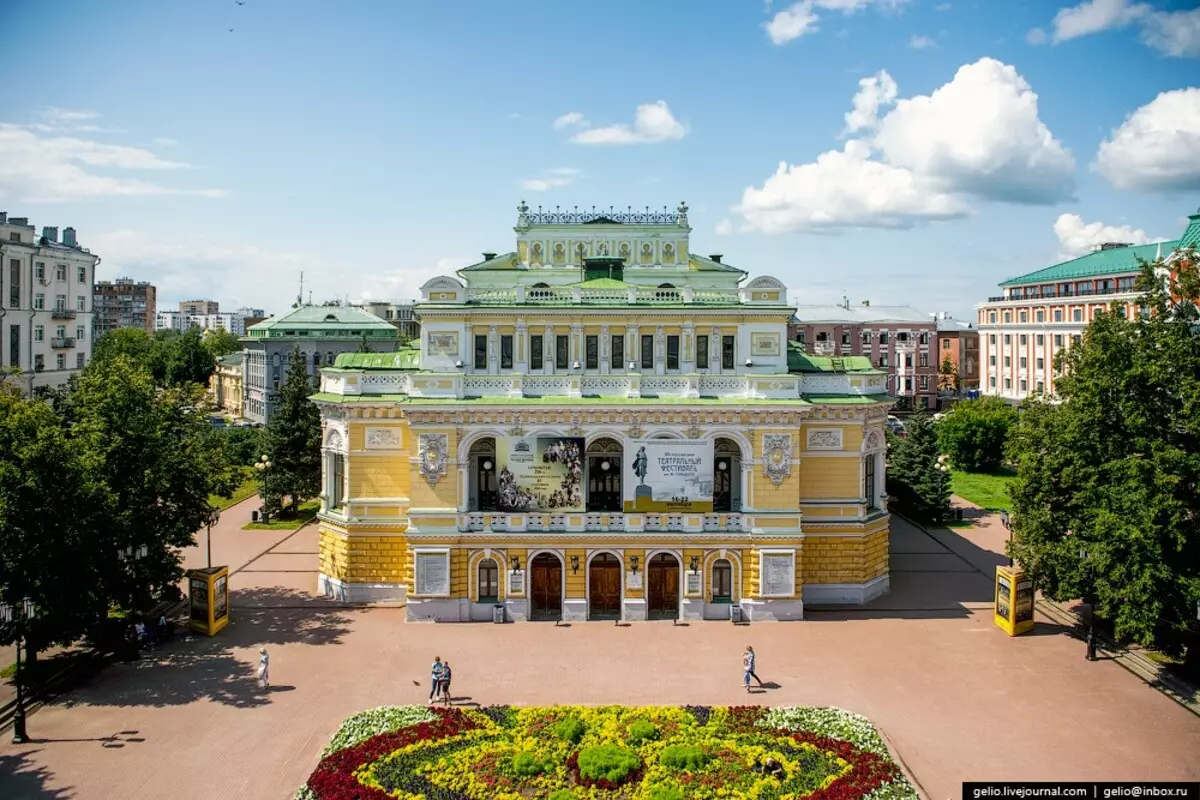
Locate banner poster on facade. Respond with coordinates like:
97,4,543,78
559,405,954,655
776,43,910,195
496,437,585,512
624,439,714,513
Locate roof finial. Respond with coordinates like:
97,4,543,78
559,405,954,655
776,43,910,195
676,200,689,227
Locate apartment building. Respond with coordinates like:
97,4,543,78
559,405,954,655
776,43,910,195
789,303,938,411
179,299,219,315
935,314,979,396
157,310,250,335
354,299,420,342
0,213,99,394
977,209,1199,402
94,277,157,337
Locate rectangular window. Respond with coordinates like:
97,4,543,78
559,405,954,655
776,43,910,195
34,293,44,310
1019,311,1027,323
556,335,569,369
1093,305,1104,317
989,355,996,366
721,335,735,369
8,260,19,308
1020,379,1027,392
56,353,65,370
879,353,889,367
478,560,498,602
696,335,708,366
879,331,888,345
796,331,806,344
1004,356,1011,368
34,325,44,342
77,266,86,283
1036,357,1044,370
990,376,997,388
1053,309,1063,322
919,331,929,345
55,265,66,281
1036,334,1044,346
76,325,85,340
918,353,928,367
1019,334,1027,346
76,352,84,369
1036,381,1044,392
500,335,513,369
55,294,66,310
640,335,654,370
1004,311,1012,323
989,334,996,345
666,335,680,370
862,330,872,344
988,312,996,324
942,339,951,350
1036,310,1045,322
530,334,543,370
473,335,487,369
712,562,732,600
1054,334,1063,347
34,354,44,371
1072,308,1083,322
864,455,877,509
1004,334,1011,345
1072,334,1082,345
611,334,624,368
919,375,929,390
585,335,598,369
918,395,929,410
8,325,18,367
1004,378,1011,390
1019,357,1027,369
1117,277,1136,292
55,325,65,338
841,330,850,345
76,295,85,311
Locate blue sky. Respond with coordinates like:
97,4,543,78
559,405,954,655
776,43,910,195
1,0,1197,320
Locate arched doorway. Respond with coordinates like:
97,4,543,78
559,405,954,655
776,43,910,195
588,553,621,620
713,437,743,513
469,437,497,511
586,437,622,512
530,553,563,621
647,553,680,620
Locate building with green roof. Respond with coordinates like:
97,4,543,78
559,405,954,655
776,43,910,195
977,209,1198,403
241,304,398,424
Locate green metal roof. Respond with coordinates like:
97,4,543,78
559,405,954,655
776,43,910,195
1180,213,1200,249
216,353,244,367
333,346,421,370
999,240,1178,287
786,342,878,373
245,305,399,338
575,278,629,289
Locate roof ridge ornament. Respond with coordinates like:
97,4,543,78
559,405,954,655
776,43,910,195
522,204,680,225
677,201,689,228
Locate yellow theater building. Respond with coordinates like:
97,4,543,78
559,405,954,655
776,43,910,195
311,202,894,622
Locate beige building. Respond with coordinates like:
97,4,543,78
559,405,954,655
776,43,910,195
210,352,245,418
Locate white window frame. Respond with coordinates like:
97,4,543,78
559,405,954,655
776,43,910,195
413,548,451,597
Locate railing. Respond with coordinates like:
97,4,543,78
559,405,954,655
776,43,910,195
987,286,1131,303
464,286,746,306
50,337,75,348
50,309,76,319
457,512,745,533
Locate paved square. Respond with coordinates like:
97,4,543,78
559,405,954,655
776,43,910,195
2,500,1198,800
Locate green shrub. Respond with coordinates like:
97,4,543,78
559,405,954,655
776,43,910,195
577,744,640,783
547,791,579,800
510,750,547,777
936,396,1017,473
659,744,711,771
627,720,659,745
648,788,686,800
552,716,587,744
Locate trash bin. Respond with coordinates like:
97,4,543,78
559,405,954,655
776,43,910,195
251,510,259,522
730,604,743,623
955,508,964,521
492,604,505,624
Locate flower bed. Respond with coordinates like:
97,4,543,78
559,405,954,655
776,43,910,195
299,705,918,800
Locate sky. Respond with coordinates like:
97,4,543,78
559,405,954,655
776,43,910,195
1,0,1197,321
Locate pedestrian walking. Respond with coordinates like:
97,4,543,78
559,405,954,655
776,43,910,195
428,656,445,703
743,645,764,692
439,661,453,706
257,647,270,689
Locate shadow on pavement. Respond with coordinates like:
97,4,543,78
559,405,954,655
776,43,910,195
0,751,73,799
54,587,351,711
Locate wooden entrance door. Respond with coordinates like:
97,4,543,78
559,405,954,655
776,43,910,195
530,554,562,621
588,553,621,619
647,554,679,620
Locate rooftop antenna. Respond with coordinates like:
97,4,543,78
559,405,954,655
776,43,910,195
298,271,305,307
842,293,850,310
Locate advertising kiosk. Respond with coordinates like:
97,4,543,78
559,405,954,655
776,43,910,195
186,566,230,636
994,565,1035,636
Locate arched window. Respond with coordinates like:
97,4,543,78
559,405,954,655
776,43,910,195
478,558,499,602
712,559,733,601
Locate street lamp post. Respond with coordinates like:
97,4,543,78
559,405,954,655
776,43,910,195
206,508,221,568
254,454,273,523
1,598,38,744
1081,547,1097,661
1000,511,1013,568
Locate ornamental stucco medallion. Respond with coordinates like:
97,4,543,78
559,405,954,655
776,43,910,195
418,434,449,486
364,427,402,449
762,433,792,487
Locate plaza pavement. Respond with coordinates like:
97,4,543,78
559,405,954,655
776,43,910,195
1,496,1198,800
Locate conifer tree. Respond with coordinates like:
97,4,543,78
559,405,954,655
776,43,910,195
885,413,951,523
261,346,322,513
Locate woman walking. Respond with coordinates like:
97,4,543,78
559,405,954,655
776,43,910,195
257,647,270,689
743,645,763,692
428,656,445,704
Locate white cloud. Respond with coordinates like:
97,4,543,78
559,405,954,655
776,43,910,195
908,34,936,49
936,2,951,10
0,124,225,203
735,141,970,233
518,167,582,192
844,70,898,134
872,58,1075,203
568,101,687,145
1026,27,1048,44
1053,213,1168,260
37,107,101,123
765,0,909,45
733,58,1074,234
1093,87,1200,193
552,111,587,130
357,257,469,305
152,137,181,147
715,219,734,236
1140,7,1200,57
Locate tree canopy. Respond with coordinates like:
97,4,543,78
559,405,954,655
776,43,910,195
203,327,242,360
936,395,1017,473
260,346,322,513
1007,254,1200,663
886,414,952,523
92,327,217,388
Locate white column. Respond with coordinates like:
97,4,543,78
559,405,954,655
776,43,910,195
600,324,609,373
544,325,555,374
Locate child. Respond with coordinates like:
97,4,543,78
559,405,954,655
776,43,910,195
257,647,270,688
428,656,445,703
439,661,453,706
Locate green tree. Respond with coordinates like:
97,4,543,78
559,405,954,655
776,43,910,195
1007,254,1200,669
936,395,1017,472
166,327,216,387
938,356,959,392
63,356,236,613
886,414,952,523
93,328,169,385
0,385,109,658
260,346,321,514
221,425,265,466
202,327,242,360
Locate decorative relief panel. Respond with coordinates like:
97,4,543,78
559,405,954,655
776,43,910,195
762,434,792,487
418,434,449,486
364,426,402,449
806,428,844,450
863,428,885,452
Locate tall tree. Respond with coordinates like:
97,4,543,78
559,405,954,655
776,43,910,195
260,346,321,514
938,356,959,392
356,332,373,353
886,414,952,523
1007,254,1200,667
0,385,109,658
93,328,169,385
203,327,242,360
167,327,216,387
62,356,236,612
936,395,1017,473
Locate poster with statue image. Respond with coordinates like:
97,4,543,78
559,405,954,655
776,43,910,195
496,437,585,512
624,439,714,513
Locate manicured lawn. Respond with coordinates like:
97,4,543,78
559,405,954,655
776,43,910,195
950,467,1017,511
209,466,258,511
243,499,320,530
